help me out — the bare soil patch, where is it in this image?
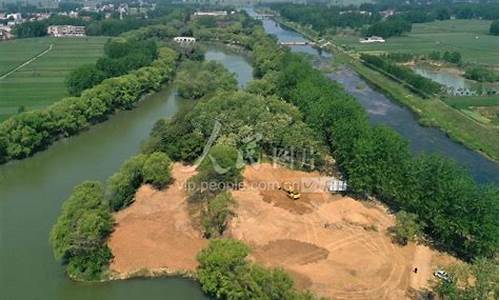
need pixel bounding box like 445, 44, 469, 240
108, 163, 207, 279
229, 163, 454, 300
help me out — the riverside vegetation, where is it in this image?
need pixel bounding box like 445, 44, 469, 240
49, 9, 497, 299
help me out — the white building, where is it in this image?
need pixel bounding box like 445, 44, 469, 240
359, 36, 385, 43
173, 36, 196, 45
47, 25, 86, 37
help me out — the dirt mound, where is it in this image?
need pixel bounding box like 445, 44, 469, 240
253, 239, 329, 266
108, 163, 207, 278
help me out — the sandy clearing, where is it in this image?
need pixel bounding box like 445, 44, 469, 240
107, 162, 456, 299
108, 163, 208, 278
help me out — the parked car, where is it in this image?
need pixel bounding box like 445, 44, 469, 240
433, 269, 452, 283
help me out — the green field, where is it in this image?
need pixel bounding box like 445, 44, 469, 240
0, 36, 108, 120
334, 19, 499, 65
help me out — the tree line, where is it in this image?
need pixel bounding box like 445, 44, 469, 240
66, 38, 158, 96
244, 23, 497, 261
360, 53, 443, 95
0, 45, 178, 164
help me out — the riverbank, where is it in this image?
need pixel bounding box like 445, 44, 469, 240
272, 16, 499, 161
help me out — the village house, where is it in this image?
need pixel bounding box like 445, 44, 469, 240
47, 25, 86, 37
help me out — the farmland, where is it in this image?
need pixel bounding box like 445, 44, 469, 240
0, 36, 108, 121
334, 19, 499, 65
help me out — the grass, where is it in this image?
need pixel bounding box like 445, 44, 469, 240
444, 95, 499, 109
333, 19, 499, 65
0, 36, 108, 121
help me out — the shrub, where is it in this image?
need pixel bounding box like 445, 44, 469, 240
107, 154, 147, 211
143, 152, 172, 189
390, 211, 423, 245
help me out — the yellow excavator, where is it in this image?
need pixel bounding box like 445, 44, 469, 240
278, 182, 301, 200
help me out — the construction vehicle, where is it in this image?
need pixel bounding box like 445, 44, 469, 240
278, 182, 301, 200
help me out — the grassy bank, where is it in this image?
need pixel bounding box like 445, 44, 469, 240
0, 36, 108, 121
273, 17, 499, 161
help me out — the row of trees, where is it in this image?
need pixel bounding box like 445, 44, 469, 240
360, 54, 443, 95
269, 3, 382, 33
245, 25, 497, 260
50, 151, 173, 280
363, 17, 412, 38
66, 38, 158, 96
0, 46, 178, 164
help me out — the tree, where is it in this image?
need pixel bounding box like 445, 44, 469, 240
489, 20, 498, 36
66, 65, 106, 96
196, 143, 243, 190
201, 191, 236, 238
143, 151, 172, 189
50, 181, 113, 280
197, 239, 319, 300
390, 211, 422, 245
106, 154, 147, 211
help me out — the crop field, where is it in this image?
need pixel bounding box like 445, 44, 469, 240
0, 36, 108, 121
334, 19, 499, 65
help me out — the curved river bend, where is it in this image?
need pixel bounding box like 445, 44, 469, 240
0, 46, 252, 300
251, 10, 498, 184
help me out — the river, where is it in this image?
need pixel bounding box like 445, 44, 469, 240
248, 9, 498, 184
0, 46, 252, 300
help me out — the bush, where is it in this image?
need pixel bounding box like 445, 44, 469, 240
201, 191, 236, 238
197, 239, 318, 300
107, 154, 147, 211
50, 181, 113, 281
175, 61, 238, 100
390, 211, 423, 245
143, 152, 172, 188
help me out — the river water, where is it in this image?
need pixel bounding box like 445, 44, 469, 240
0, 46, 252, 300
250, 9, 498, 184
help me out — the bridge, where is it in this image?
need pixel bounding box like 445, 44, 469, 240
254, 13, 274, 19
279, 41, 315, 46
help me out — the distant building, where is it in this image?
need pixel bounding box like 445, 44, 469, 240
359, 36, 385, 43
47, 25, 86, 37
380, 9, 395, 19
193, 11, 227, 17
6, 13, 22, 21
